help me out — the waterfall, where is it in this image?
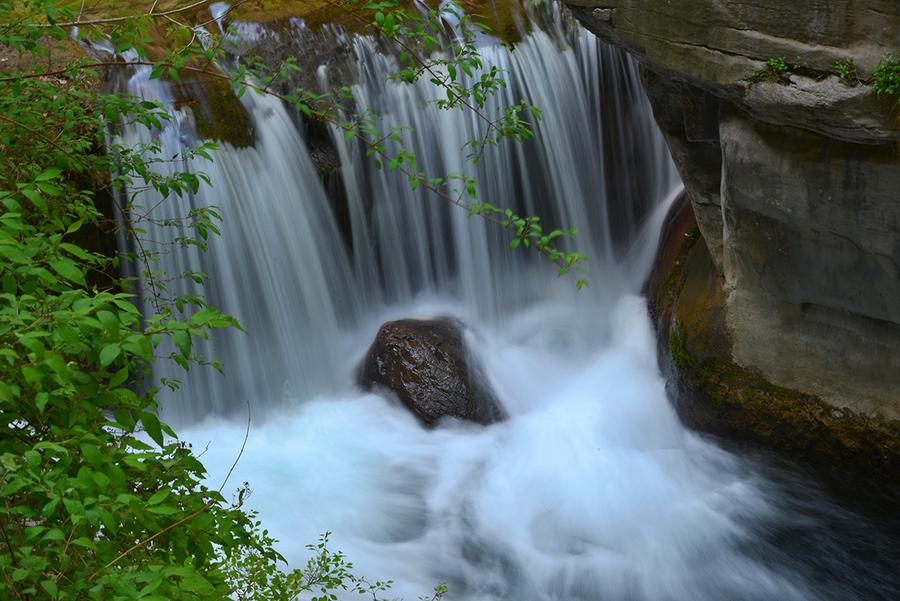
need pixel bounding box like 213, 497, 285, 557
117, 11, 679, 424
113, 7, 900, 601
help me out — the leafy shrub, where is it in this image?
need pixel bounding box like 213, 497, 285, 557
833, 57, 860, 87
873, 55, 900, 103
746, 57, 791, 85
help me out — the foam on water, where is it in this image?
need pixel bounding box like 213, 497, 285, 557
114, 6, 899, 600
184, 295, 812, 601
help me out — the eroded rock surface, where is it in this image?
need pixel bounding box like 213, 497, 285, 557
567, 0, 900, 424
645, 196, 900, 503
567, 0, 900, 490
566, 0, 899, 142
359, 318, 504, 426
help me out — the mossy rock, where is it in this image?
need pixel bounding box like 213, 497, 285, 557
645, 195, 900, 505
172, 76, 255, 149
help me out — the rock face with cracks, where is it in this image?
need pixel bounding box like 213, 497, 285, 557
565, 0, 900, 495
646, 195, 900, 504
359, 318, 505, 426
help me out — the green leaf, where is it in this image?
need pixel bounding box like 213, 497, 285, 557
37, 181, 62, 196
41, 579, 59, 598
171, 330, 191, 359
24, 450, 41, 466
109, 367, 129, 387
22, 365, 43, 385
36, 391, 50, 413
100, 343, 121, 368
147, 505, 179, 515
80, 443, 101, 464
65, 218, 84, 234
141, 412, 164, 446
0, 380, 19, 402
147, 488, 171, 506
36, 168, 63, 182
92, 471, 111, 490
50, 258, 86, 285
72, 536, 97, 549
21, 187, 46, 211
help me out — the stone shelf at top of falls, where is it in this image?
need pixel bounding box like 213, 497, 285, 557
209, 0, 555, 102
87, 1, 552, 149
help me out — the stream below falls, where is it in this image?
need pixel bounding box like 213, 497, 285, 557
116, 7, 900, 600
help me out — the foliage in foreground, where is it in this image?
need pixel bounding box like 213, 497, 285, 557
0, 2, 269, 596
0, 0, 581, 598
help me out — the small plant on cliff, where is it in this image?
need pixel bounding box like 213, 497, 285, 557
746, 57, 791, 85
833, 57, 860, 87
872, 55, 900, 103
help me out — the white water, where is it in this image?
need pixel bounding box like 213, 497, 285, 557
119, 10, 680, 423
188, 294, 814, 601
112, 8, 891, 601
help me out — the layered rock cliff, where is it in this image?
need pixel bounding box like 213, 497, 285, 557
565, 0, 900, 492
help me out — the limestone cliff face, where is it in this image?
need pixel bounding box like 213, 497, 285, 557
566, 0, 898, 145
566, 0, 900, 477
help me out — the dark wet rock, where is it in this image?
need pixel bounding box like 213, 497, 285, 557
359, 318, 504, 426
171, 76, 256, 149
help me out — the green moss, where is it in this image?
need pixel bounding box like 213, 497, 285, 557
651, 199, 900, 500
668, 326, 692, 369
660, 271, 677, 298
172, 78, 254, 148
660, 227, 700, 303
684, 226, 701, 249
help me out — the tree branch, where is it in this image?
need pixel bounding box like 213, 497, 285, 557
101, 403, 251, 570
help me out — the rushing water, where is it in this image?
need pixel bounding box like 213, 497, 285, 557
116, 7, 899, 601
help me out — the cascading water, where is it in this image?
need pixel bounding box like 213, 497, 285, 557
119, 9, 679, 423
116, 6, 899, 601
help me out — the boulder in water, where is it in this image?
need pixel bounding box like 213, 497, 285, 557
359, 318, 504, 426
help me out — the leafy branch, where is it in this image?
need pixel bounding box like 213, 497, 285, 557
0, 1, 588, 599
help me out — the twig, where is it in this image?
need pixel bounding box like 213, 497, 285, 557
25, 0, 214, 28
0, 113, 84, 164
101, 402, 251, 570
318, 0, 499, 131
0, 513, 18, 568
109, 195, 164, 314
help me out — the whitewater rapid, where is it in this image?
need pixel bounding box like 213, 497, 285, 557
186, 293, 813, 601
117, 5, 899, 600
